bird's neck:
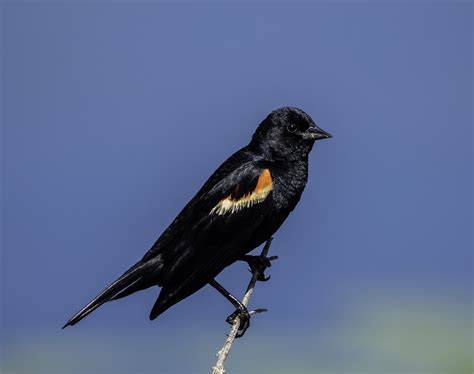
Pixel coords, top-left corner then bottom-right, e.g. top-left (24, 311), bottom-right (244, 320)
top-left (248, 139), bottom-right (312, 164)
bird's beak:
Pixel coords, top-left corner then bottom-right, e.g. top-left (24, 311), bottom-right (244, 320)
top-left (306, 125), bottom-right (332, 140)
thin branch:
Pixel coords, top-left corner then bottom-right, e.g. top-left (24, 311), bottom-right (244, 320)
top-left (212, 237), bottom-right (273, 374)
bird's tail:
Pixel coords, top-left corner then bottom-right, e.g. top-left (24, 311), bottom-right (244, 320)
top-left (62, 256), bottom-right (161, 328)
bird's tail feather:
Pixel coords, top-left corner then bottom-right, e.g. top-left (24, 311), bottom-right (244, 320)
top-left (111, 277), bottom-right (152, 301)
top-left (62, 258), bottom-right (160, 328)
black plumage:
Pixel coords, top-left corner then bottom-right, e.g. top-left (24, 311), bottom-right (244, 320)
top-left (63, 107), bottom-right (331, 335)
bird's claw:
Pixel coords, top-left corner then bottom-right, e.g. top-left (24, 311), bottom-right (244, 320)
top-left (225, 307), bottom-right (267, 338)
top-left (226, 308), bottom-right (251, 338)
top-left (249, 307), bottom-right (267, 315)
top-left (244, 255), bottom-right (278, 282)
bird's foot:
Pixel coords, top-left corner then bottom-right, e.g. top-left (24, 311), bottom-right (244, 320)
top-left (226, 307), bottom-right (267, 338)
top-left (241, 254), bottom-right (278, 281)
top-left (226, 307), bottom-right (251, 338)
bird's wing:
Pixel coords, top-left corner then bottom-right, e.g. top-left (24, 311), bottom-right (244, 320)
top-left (148, 157), bottom-right (275, 319)
top-left (142, 148), bottom-right (265, 261)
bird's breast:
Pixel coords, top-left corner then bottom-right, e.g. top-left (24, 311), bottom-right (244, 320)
top-left (271, 161), bottom-right (309, 211)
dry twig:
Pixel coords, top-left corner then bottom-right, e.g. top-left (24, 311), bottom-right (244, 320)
top-left (212, 237), bottom-right (273, 374)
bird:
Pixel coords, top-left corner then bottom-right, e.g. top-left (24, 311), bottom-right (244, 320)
top-left (63, 107), bottom-right (332, 337)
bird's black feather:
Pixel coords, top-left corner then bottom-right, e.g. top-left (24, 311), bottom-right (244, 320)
top-left (63, 107), bottom-right (331, 328)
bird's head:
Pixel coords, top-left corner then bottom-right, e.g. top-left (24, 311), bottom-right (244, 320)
top-left (250, 107), bottom-right (332, 160)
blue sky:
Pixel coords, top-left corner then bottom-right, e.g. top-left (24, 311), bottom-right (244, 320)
top-left (2, 2), bottom-right (472, 373)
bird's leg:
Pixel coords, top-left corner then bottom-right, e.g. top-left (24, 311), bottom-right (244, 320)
top-left (209, 279), bottom-right (251, 338)
top-left (239, 254), bottom-right (278, 281)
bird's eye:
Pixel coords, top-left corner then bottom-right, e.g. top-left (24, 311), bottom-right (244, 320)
top-left (287, 124), bottom-right (297, 133)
